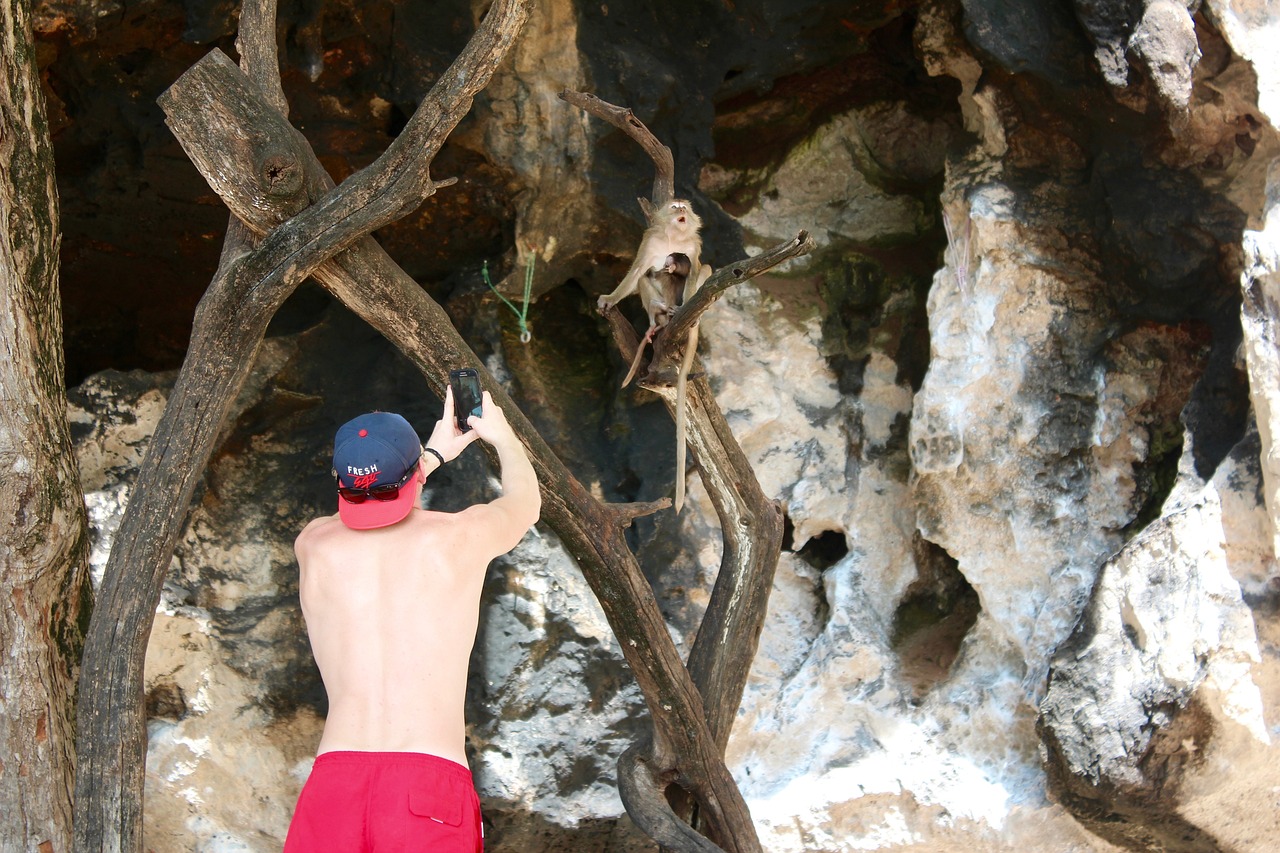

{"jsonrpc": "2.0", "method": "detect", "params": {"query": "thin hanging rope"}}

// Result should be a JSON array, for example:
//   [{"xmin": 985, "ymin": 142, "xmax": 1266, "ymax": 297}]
[{"xmin": 482, "ymin": 251, "xmax": 535, "ymax": 343}]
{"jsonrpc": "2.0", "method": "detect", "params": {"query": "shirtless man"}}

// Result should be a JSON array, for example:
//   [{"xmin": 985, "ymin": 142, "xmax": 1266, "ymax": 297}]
[{"xmin": 284, "ymin": 383, "xmax": 540, "ymax": 852}]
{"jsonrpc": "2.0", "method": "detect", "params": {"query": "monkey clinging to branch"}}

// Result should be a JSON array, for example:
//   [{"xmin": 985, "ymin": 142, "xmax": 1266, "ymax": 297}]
[
  {"xmin": 656, "ymin": 251, "xmax": 692, "ymax": 310},
  {"xmin": 598, "ymin": 199, "xmax": 712, "ymax": 512},
  {"xmin": 615, "ymin": 251, "xmax": 690, "ymax": 386}
]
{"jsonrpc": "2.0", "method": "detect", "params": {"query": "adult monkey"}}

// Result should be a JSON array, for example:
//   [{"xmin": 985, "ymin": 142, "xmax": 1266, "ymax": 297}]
[{"xmin": 599, "ymin": 201, "xmax": 711, "ymax": 511}]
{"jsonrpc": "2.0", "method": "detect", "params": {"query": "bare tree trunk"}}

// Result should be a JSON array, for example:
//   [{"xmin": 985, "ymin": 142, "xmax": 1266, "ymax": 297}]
[
  {"xmin": 564, "ymin": 90, "xmax": 813, "ymax": 848},
  {"xmin": 0, "ymin": 1, "xmax": 92, "ymax": 850}
]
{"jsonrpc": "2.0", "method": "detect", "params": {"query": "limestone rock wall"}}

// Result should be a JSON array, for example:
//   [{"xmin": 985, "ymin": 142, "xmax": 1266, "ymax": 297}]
[{"xmin": 43, "ymin": 0, "xmax": 1280, "ymax": 850}]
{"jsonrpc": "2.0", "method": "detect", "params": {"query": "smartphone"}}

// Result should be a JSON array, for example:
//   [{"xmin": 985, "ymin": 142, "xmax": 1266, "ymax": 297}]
[{"xmin": 449, "ymin": 368, "xmax": 483, "ymax": 432}]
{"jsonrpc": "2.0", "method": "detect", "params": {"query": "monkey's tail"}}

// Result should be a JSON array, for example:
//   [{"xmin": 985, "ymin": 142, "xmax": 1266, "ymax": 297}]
[{"xmin": 622, "ymin": 325, "xmax": 656, "ymax": 388}]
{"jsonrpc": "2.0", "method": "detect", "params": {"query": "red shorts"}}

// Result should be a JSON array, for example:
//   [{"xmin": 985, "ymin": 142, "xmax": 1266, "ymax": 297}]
[{"xmin": 284, "ymin": 751, "xmax": 483, "ymax": 852}]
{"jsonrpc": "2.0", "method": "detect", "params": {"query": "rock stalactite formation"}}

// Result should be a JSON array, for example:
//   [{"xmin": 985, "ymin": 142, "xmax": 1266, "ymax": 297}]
[{"xmin": 34, "ymin": 0, "xmax": 1280, "ymax": 850}]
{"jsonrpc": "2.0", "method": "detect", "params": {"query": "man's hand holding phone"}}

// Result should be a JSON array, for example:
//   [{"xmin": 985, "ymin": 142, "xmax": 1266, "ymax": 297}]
[
  {"xmin": 425, "ymin": 383, "xmax": 481, "ymax": 464},
  {"xmin": 427, "ymin": 370, "xmax": 524, "ymax": 467}
]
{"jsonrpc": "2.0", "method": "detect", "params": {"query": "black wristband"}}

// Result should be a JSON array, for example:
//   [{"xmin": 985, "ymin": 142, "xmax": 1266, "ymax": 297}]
[{"xmin": 423, "ymin": 446, "xmax": 446, "ymax": 468}]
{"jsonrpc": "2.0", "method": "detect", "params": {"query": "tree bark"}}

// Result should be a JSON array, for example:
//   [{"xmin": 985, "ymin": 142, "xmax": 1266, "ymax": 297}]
[
  {"xmin": 648, "ymin": 236, "xmax": 813, "ymax": 750},
  {"xmin": 71, "ymin": 3, "xmax": 530, "ymax": 851},
  {"xmin": 557, "ymin": 90, "xmax": 676, "ymax": 205},
  {"xmin": 604, "ymin": 234, "xmax": 814, "ymax": 747},
  {"xmin": 0, "ymin": 1, "xmax": 92, "ymax": 851}
]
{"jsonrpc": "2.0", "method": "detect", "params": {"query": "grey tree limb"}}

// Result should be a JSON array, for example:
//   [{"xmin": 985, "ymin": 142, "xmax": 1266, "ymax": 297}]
[
  {"xmin": 558, "ymin": 89, "xmax": 675, "ymax": 205},
  {"xmin": 0, "ymin": 1, "xmax": 91, "ymax": 850},
  {"xmin": 619, "ymin": 741, "xmax": 729, "ymax": 853}
]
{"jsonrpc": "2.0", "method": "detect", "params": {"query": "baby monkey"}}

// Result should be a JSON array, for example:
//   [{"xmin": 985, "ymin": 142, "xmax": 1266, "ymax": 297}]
[
  {"xmin": 619, "ymin": 251, "xmax": 692, "ymax": 386},
  {"xmin": 598, "ymin": 199, "xmax": 712, "ymax": 512},
  {"xmin": 656, "ymin": 252, "xmax": 692, "ymax": 313}
]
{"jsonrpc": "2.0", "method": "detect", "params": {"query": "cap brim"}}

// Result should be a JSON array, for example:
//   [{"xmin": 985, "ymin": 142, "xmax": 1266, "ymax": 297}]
[{"xmin": 337, "ymin": 483, "xmax": 418, "ymax": 530}]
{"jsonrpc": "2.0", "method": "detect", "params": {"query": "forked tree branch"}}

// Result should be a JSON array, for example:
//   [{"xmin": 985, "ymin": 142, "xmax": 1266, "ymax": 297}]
[
  {"xmin": 236, "ymin": 0, "xmax": 289, "ymax": 116},
  {"xmin": 619, "ymin": 741, "xmax": 728, "ymax": 853},
  {"xmin": 102, "ymin": 8, "xmax": 765, "ymax": 853},
  {"xmin": 72, "ymin": 3, "xmax": 531, "ymax": 851},
  {"xmin": 660, "ymin": 230, "xmax": 815, "ymax": 353},
  {"xmin": 559, "ymin": 89, "xmax": 675, "ymax": 205}
]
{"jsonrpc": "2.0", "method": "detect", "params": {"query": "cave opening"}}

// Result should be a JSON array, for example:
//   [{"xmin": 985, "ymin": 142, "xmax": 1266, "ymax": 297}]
[
  {"xmin": 892, "ymin": 535, "xmax": 980, "ymax": 701},
  {"xmin": 793, "ymin": 528, "xmax": 850, "ymax": 572}
]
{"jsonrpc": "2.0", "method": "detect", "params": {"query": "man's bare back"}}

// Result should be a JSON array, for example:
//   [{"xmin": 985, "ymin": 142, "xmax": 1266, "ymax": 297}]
[
  {"xmin": 285, "ymin": 384, "xmax": 539, "ymax": 852},
  {"xmin": 297, "ymin": 506, "xmax": 502, "ymax": 762}
]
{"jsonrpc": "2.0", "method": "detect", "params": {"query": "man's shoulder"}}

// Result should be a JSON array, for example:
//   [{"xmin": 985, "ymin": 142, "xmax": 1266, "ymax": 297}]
[
  {"xmin": 399, "ymin": 507, "xmax": 460, "ymax": 535},
  {"xmin": 295, "ymin": 514, "xmax": 342, "ymax": 550}
]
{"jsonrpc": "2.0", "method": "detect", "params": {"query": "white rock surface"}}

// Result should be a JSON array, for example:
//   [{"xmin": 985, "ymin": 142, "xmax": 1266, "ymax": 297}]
[
  {"xmin": 1040, "ymin": 430, "xmax": 1279, "ymax": 851},
  {"xmin": 737, "ymin": 105, "xmax": 943, "ymax": 263},
  {"xmin": 696, "ymin": 268, "xmax": 1118, "ymax": 852}
]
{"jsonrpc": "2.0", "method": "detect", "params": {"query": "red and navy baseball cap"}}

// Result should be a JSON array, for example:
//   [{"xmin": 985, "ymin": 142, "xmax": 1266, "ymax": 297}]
[{"xmin": 331, "ymin": 412, "xmax": 422, "ymax": 529}]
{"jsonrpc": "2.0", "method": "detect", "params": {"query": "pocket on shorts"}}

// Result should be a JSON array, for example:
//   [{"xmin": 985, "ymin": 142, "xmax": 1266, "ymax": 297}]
[{"xmin": 407, "ymin": 780, "xmax": 465, "ymax": 827}]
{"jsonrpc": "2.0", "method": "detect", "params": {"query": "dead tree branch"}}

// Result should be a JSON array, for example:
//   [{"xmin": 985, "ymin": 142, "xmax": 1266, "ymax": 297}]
[
  {"xmin": 566, "ymin": 89, "xmax": 812, "ymax": 846},
  {"xmin": 0, "ymin": 2, "xmax": 91, "ymax": 848},
  {"xmin": 72, "ymin": 2, "xmax": 530, "ymax": 850},
  {"xmin": 642, "ymin": 231, "xmax": 815, "ymax": 389},
  {"xmin": 619, "ymin": 741, "xmax": 728, "ymax": 853},
  {"xmin": 559, "ymin": 89, "xmax": 675, "ymax": 205},
  {"xmin": 662, "ymin": 230, "xmax": 816, "ymax": 350},
  {"xmin": 157, "ymin": 46, "xmax": 759, "ymax": 853}
]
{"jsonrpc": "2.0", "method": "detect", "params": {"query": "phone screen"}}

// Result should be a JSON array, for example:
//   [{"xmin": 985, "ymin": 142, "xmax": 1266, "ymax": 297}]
[{"xmin": 449, "ymin": 368, "xmax": 483, "ymax": 432}]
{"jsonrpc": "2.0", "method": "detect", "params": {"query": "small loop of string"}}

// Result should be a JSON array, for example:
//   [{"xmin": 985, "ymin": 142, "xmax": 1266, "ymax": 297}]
[{"xmin": 482, "ymin": 249, "xmax": 536, "ymax": 343}]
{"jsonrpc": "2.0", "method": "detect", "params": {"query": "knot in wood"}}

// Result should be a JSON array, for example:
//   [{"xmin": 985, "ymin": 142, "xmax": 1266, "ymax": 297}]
[{"xmin": 259, "ymin": 154, "xmax": 302, "ymax": 198}]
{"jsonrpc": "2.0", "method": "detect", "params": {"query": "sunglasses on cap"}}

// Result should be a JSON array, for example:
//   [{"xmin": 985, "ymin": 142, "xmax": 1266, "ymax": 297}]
[{"xmin": 335, "ymin": 455, "xmax": 421, "ymax": 504}]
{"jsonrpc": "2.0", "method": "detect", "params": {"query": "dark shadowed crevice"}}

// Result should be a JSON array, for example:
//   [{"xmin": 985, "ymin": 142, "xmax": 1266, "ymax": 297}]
[
  {"xmin": 144, "ymin": 680, "xmax": 189, "ymax": 722},
  {"xmin": 780, "ymin": 514, "xmax": 852, "ymax": 575},
  {"xmin": 1040, "ymin": 694, "xmax": 1225, "ymax": 852},
  {"xmin": 794, "ymin": 529, "xmax": 850, "ymax": 572},
  {"xmin": 1122, "ymin": 421, "xmax": 1184, "ymax": 539},
  {"xmin": 892, "ymin": 535, "xmax": 979, "ymax": 702},
  {"xmin": 782, "ymin": 515, "xmax": 845, "ymax": 633}
]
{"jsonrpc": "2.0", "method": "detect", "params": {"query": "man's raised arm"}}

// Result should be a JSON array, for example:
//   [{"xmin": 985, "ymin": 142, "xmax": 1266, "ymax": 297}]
[{"xmin": 461, "ymin": 390, "xmax": 540, "ymax": 552}]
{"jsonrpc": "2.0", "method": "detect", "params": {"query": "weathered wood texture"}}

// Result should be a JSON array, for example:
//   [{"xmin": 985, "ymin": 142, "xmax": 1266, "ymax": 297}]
[
  {"xmin": 558, "ymin": 90, "xmax": 676, "ymax": 205},
  {"xmin": 650, "ymin": 236, "xmax": 811, "ymax": 755},
  {"xmin": 71, "ymin": 2, "xmax": 530, "ymax": 851},
  {"xmin": 0, "ymin": 1, "xmax": 92, "ymax": 851},
  {"xmin": 607, "ymin": 237, "xmax": 814, "ymax": 749},
  {"xmin": 619, "ymin": 740, "xmax": 727, "ymax": 853}
]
